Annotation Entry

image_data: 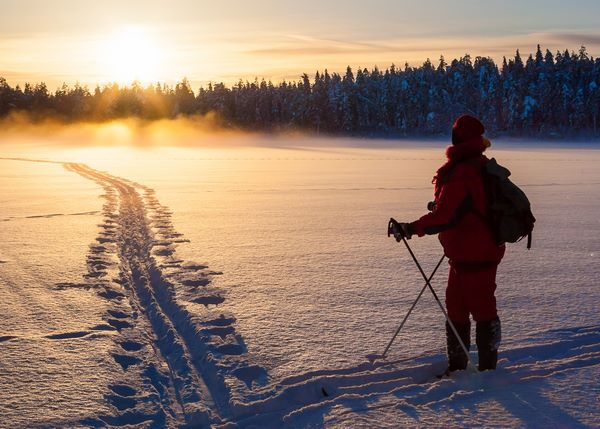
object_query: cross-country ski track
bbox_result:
[1,157,599,428]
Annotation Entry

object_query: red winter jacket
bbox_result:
[411,138,505,264]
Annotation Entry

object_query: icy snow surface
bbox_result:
[0,137,599,428]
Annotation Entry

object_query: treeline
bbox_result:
[1,45,600,137]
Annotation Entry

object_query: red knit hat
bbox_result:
[451,115,485,145]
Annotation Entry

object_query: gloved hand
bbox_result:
[394,222,413,241]
[388,218,414,241]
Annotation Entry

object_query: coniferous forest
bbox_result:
[2,45,600,137]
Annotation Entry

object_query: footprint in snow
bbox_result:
[54,282,89,290]
[85,272,107,279]
[201,326,236,339]
[119,340,145,352]
[46,331,92,340]
[88,261,110,270]
[106,394,137,411]
[181,262,208,271]
[182,278,210,287]
[153,246,175,257]
[203,315,236,327]
[193,295,225,306]
[232,365,268,388]
[98,288,125,300]
[109,384,137,397]
[112,353,142,370]
[0,335,17,343]
[107,309,130,319]
[90,324,116,331]
[214,343,245,356]
[107,318,132,331]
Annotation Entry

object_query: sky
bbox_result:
[1,0,600,90]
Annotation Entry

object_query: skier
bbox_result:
[393,115,504,373]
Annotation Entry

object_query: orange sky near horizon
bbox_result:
[2,0,600,90]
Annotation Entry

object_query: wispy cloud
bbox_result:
[2,28,600,90]
[533,32,600,48]
[245,32,600,59]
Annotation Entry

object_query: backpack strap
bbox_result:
[422,194,474,235]
[469,204,488,223]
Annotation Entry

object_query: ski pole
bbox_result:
[377,254,446,360]
[389,219,476,371]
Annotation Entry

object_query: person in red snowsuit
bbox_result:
[395,115,504,372]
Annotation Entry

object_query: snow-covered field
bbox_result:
[0,136,599,428]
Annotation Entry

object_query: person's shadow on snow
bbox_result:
[288,325,597,428]
[400,325,598,428]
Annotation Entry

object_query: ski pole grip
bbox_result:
[388,218,399,237]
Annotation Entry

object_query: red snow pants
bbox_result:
[445,261,499,324]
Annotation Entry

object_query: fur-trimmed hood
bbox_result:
[433,136,491,193]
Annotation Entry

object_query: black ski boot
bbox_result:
[476,317,501,371]
[439,320,471,377]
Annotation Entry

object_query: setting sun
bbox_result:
[100,27,165,84]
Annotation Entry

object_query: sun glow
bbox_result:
[100,27,166,84]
